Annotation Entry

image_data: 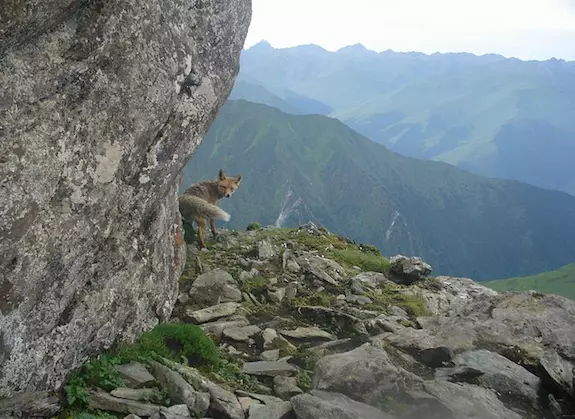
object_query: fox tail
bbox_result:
[178,194,231,222]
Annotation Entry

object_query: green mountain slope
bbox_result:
[181,99,575,280]
[235,42,575,195]
[484,264,575,300]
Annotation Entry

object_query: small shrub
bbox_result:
[64,355,124,409]
[329,249,389,273]
[240,276,268,294]
[297,370,313,392]
[397,294,429,318]
[358,244,381,256]
[246,222,262,231]
[115,323,220,368]
[287,292,336,308]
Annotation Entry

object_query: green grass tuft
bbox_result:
[329,248,389,273]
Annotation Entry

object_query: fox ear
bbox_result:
[218,169,226,180]
[234,174,242,183]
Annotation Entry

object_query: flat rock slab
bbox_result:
[0,391,61,418]
[115,362,156,389]
[185,302,241,324]
[291,390,395,419]
[279,327,336,342]
[200,317,250,339]
[223,325,262,342]
[241,361,298,377]
[111,387,158,402]
[89,390,162,417]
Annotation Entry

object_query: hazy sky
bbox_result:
[244,0,575,61]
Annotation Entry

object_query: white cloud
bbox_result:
[245,0,575,60]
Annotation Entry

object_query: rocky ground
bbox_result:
[2,223,575,419]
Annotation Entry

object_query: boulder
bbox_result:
[435,349,543,411]
[371,328,453,368]
[0,0,251,395]
[422,380,523,419]
[114,362,156,389]
[312,344,407,408]
[297,255,344,286]
[160,358,244,419]
[188,269,242,306]
[149,362,210,417]
[388,255,432,284]
[273,376,303,400]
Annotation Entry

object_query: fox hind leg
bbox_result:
[210,217,218,238]
[197,218,207,249]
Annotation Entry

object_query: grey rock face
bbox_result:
[0,0,251,396]
[312,344,406,408]
[435,349,543,410]
[422,380,523,419]
[291,390,395,419]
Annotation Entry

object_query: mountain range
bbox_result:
[231,41,575,196]
[181,99,575,281]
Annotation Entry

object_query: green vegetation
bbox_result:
[181,99,575,280]
[330,248,389,273]
[236,42,575,196]
[364,290,429,317]
[239,276,268,294]
[287,292,337,308]
[114,323,220,367]
[246,221,262,231]
[63,323,219,411]
[483,263,575,301]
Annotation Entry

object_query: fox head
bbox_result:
[217,169,242,198]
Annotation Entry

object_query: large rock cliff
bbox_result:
[0,0,251,396]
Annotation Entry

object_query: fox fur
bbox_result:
[179,169,242,249]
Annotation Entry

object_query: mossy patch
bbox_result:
[246,222,262,231]
[328,248,389,273]
[364,289,429,318]
[240,276,268,294]
[63,323,220,412]
[287,291,337,308]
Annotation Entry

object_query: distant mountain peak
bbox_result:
[336,43,378,56]
[246,40,274,51]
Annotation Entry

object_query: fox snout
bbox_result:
[225,192,233,198]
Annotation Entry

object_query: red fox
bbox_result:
[179,169,242,249]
